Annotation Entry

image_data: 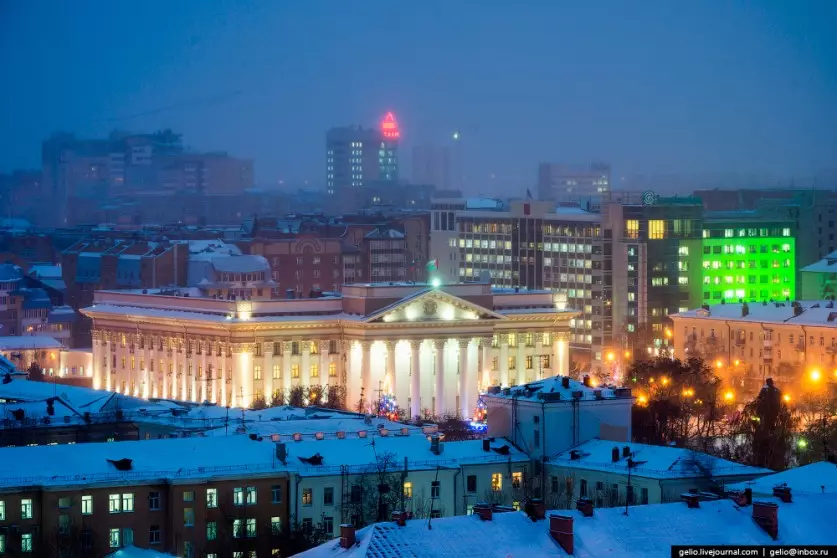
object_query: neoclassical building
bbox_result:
[82,281,575,419]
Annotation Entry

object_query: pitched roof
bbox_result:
[551,439,772,479]
[300,494,837,557]
[0,431,525,488]
[483,375,625,403]
[727,461,837,495]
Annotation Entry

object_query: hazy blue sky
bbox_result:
[1,1,835,192]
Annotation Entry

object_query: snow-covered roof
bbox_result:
[28,264,62,279]
[209,254,270,273]
[551,439,772,480]
[801,250,837,274]
[727,461,837,496]
[0,335,64,350]
[300,509,559,558]
[84,303,359,324]
[300,495,837,557]
[0,263,23,282]
[465,198,506,210]
[484,375,625,403]
[105,544,177,558]
[0,433,525,488]
[672,300,837,327]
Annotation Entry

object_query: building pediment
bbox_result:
[364,289,505,324]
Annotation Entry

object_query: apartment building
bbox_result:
[0,429,531,555]
[671,300,837,394]
[0,437,291,558]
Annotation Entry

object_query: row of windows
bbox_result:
[491,355,552,371]
[490,333,552,347]
[0,485,284,521]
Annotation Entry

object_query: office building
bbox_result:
[326,113,400,213]
[537,163,610,202]
[700,213,795,303]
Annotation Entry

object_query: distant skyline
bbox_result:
[1,1,836,194]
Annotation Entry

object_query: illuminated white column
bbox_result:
[282,341,292,394]
[179,341,187,402]
[360,341,372,412]
[480,336,492,389]
[516,332,526,385]
[385,340,397,395]
[301,341,311,389]
[499,334,509,387]
[319,340,329,389]
[105,335,113,392]
[410,339,421,420]
[553,332,569,376]
[434,338,446,417]
[238,347,253,408]
[266,342,276,403]
[535,334,545,380]
[92,332,102,390]
[458,338,470,418]
[200,341,208,403]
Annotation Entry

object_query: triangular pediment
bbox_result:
[364,289,505,323]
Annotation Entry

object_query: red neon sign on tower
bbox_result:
[381,112,400,139]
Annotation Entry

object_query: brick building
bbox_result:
[238,236,345,296]
[0,437,291,558]
[61,239,188,347]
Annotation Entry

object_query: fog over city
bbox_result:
[1,1,836,194]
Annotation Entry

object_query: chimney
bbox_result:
[561,376,570,389]
[753,501,779,539]
[728,489,752,507]
[772,484,792,503]
[482,438,491,452]
[549,514,574,554]
[526,498,545,521]
[275,442,287,464]
[339,524,356,548]
[391,510,407,526]
[682,493,701,508]
[611,446,620,462]
[742,302,749,317]
[622,445,631,458]
[582,375,590,387]
[430,434,443,455]
[576,497,594,517]
[473,502,493,521]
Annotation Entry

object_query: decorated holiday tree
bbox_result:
[469,396,488,432]
[377,393,399,421]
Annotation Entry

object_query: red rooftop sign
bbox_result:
[381,112,400,139]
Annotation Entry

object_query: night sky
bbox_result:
[1,1,835,194]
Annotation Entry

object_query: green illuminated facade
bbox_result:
[700,224,795,303]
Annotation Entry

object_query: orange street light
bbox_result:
[783,394,792,403]
[624,350,631,358]
[637,395,648,406]
[724,390,734,402]
[661,377,669,386]
[810,369,822,382]
[606,352,615,362]
[715,359,723,369]
[733,359,740,366]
